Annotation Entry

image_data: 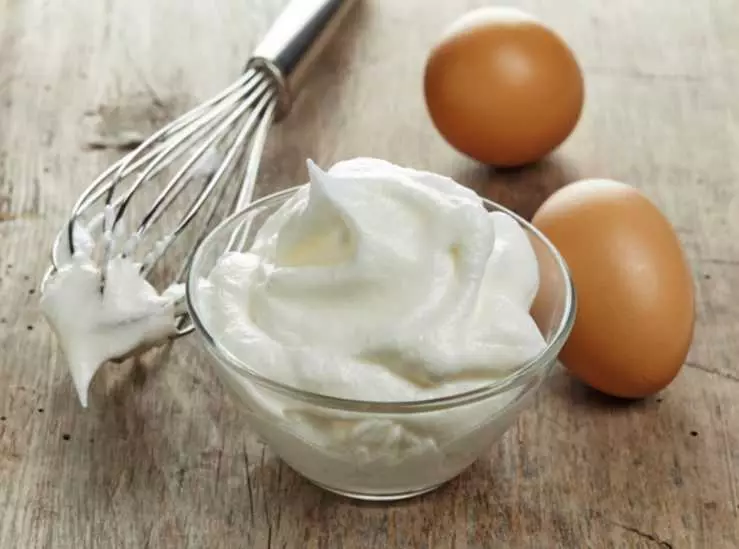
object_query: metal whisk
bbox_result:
[43,0,356,342]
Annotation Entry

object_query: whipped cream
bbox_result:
[197,158,546,494]
[41,216,184,407]
[201,158,544,399]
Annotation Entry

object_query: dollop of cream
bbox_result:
[200,158,545,401]
[41,219,184,408]
[197,157,548,494]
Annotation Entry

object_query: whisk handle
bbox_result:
[248,0,357,117]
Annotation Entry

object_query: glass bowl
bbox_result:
[186,187,575,501]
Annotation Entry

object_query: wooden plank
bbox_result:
[1,0,738,547]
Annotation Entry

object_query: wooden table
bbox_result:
[1,0,738,547]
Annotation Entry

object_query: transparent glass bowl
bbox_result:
[186,187,576,501]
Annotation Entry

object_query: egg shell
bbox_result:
[532,179,695,398]
[423,7,584,167]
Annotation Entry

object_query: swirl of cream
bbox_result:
[200,157,544,402]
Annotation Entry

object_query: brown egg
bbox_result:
[532,179,695,398]
[423,7,584,167]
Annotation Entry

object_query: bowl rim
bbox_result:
[186,186,576,413]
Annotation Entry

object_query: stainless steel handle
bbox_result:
[247,0,358,118]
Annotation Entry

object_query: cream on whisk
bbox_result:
[40,220,184,407]
[199,157,545,401]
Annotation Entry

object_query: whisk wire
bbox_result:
[133,79,270,240]
[140,88,278,276]
[89,73,277,290]
[228,98,278,252]
[112,75,269,241]
[61,71,265,266]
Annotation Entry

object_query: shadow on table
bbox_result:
[454,153,580,221]
[546,366,657,411]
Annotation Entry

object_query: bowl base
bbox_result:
[308,478,448,501]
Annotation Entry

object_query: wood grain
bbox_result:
[1,0,738,547]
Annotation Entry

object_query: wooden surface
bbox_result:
[1,0,738,547]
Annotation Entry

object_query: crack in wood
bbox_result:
[684,361,739,383]
[274,461,284,534]
[85,132,145,151]
[703,258,739,266]
[263,481,273,547]
[243,445,255,526]
[142,522,155,549]
[175,467,186,491]
[213,447,223,488]
[606,520,673,548]
[715,398,739,516]
[260,445,274,549]
[583,66,706,83]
